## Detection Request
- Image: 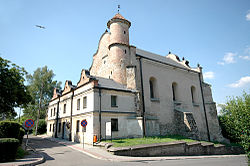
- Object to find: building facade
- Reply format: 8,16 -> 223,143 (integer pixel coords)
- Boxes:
47,13 -> 225,144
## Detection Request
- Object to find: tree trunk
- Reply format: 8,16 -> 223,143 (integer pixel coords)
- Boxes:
35,84 -> 43,136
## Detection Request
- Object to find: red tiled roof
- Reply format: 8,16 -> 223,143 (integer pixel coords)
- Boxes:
112,13 -> 126,20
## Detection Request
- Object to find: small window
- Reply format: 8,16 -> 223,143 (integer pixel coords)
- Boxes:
111,118 -> 118,131
63,104 -> 66,113
191,86 -> 196,103
124,49 -> 127,54
76,120 -> 80,132
77,99 -> 80,110
124,31 -> 126,34
50,124 -> 52,132
58,123 -> 61,133
172,82 -> 177,101
53,124 -> 55,132
51,109 -> 53,117
104,60 -> 106,64
54,108 -> 56,116
149,80 -> 154,98
83,96 -> 87,108
111,96 -> 117,107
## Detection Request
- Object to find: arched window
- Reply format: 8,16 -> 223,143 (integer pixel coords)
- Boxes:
172,82 -> 177,101
191,86 -> 196,103
149,77 -> 158,99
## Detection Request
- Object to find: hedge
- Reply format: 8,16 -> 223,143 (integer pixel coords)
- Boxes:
0,138 -> 19,162
0,121 -> 21,139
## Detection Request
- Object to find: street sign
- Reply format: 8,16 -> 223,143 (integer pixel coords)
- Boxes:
25,119 -> 35,129
81,120 -> 87,127
24,119 -> 34,150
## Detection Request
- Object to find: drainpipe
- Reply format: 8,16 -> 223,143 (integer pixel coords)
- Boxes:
55,95 -> 61,138
198,73 -> 210,141
69,90 -> 74,141
98,88 -> 102,141
139,57 -> 146,137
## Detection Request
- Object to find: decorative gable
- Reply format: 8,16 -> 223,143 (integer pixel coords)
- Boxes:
77,69 -> 91,87
51,88 -> 61,100
62,80 -> 74,95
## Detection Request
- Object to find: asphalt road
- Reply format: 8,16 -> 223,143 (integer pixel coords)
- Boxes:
27,136 -> 248,166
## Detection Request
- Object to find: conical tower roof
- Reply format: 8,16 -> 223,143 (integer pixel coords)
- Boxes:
107,13 -> 131,28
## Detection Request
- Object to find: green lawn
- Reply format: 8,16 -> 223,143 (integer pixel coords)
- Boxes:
104,135 -> 197,147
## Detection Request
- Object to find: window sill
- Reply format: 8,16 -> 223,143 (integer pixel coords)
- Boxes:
150,98 -> 160,102
192,102 -> 199,107
111,106 -> 118,108
173,101 -> 182,105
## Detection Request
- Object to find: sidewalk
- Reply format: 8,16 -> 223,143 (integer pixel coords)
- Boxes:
38,135 -> 246,162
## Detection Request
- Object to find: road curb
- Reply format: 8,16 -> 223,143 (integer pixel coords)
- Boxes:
39,135 -> 247,162
18,145 -> 46,166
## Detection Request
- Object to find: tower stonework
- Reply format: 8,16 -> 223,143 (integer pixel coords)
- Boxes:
90,13 -> 132,85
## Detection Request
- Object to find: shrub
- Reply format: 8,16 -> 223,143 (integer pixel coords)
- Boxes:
0,121 -> 21,139
218,91 -> 250,158
18,128 -> 25,144
0,138 -> 19,162
35,119 -> 47,135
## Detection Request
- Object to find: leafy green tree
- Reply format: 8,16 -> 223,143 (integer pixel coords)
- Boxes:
23,66 -> 61,135
0,57 -> 31,119
218,91 -> 250,157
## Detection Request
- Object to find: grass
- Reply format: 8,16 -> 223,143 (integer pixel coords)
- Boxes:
16,146 -> 29,159
104,135 -> 197,147
103,135 -> 242,147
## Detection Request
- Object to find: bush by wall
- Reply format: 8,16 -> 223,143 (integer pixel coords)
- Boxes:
35,119 -> 47,135
0,138 -> 19,162
0,121 -> 21,139
18,128 -> 25,144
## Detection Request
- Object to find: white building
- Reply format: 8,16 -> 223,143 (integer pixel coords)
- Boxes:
47,13 -> 225,144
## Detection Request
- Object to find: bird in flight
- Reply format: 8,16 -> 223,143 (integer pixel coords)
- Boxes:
35,25 -> 45,29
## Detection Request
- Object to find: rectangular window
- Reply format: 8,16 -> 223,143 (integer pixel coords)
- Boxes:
53,124 -> 55,132
76,120 -> 80,132
111,96 -> 117,107
50,124 -> 52,132
63,104 -> 66,113
111,118 -> 118,131
83,96 -> 87,108
58,123 -> 61,133
54,108 -> 56,116
51,109 -> 53,117
77,99 -> 80,110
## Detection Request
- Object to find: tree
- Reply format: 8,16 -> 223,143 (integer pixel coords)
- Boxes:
218,91 -> 250,157
0,57 -> 31,119
24,66 -> 61,135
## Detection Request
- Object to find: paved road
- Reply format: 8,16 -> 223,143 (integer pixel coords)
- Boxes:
27,136 -> 248,166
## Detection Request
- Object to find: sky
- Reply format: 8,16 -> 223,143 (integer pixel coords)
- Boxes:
1,0 -> 250,112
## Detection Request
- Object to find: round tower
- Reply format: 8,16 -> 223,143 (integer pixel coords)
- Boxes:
107,13 -> 131,85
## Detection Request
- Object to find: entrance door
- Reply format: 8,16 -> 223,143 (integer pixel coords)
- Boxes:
62,122 -> 66,139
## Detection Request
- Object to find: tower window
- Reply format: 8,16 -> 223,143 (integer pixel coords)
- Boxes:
124,31 -> 126,34
124,49 -> 127,54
